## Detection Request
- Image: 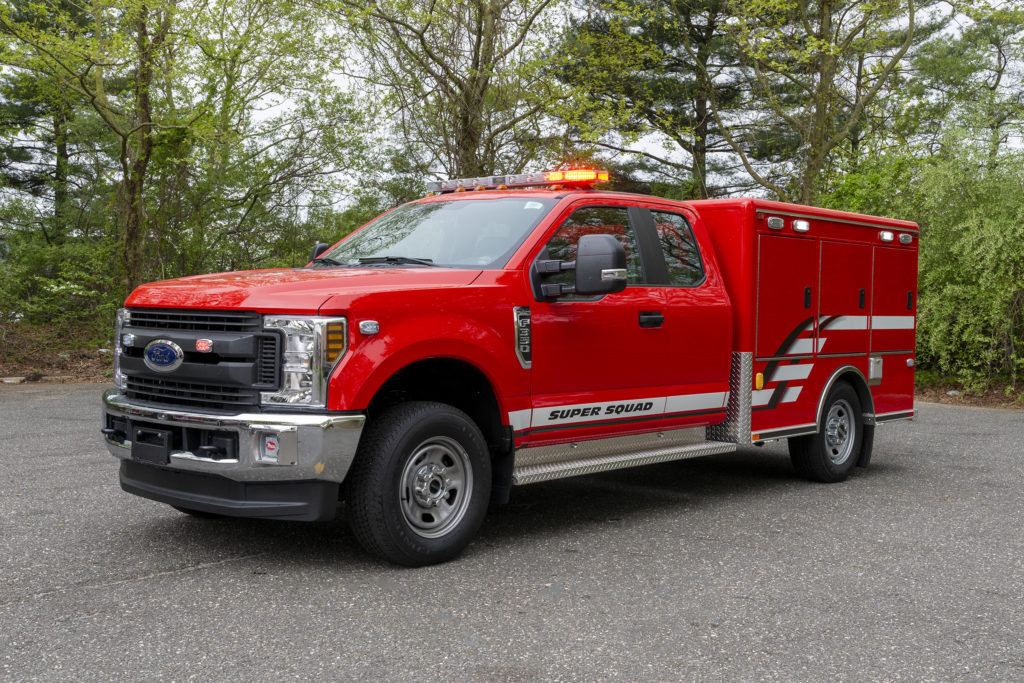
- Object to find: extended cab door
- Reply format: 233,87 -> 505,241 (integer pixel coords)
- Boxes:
524,200 -> 732,445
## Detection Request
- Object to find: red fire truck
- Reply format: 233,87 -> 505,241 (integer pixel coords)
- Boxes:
101,170 -> 918,566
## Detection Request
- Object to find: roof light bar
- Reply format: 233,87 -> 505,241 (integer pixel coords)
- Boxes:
426,168 -> 610,194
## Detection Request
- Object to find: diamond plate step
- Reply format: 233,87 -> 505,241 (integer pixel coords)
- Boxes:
511,439 -> 737,485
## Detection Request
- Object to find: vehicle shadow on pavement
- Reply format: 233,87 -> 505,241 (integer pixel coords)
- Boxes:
482,448 -> 804,539
121,446 -> 907,568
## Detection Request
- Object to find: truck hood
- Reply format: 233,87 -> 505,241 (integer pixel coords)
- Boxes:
126,267 -> 483,314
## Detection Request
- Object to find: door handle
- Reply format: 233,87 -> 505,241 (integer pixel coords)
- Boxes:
639,311 -> 664,328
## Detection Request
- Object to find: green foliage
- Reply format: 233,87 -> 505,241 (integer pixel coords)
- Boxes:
554,0 -> 746,198
331,0 -> 565,177
0,0 -> 1023,394
824,140 -> 1024,391
0,218 -> 122,325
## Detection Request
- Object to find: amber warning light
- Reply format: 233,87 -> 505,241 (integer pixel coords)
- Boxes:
426,168 -> 610,194
544,169 -> 609,183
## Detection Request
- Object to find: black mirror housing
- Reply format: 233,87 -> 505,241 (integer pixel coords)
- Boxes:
574,234 -> 627,295
310,242 -> 330,262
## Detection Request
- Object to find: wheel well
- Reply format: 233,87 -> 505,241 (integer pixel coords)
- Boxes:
366,359 -> 513,488
817,366 -> 875,425
819,368 -> 875,469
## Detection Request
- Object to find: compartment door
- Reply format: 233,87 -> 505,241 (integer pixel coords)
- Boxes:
871,247 -> 918,352
756,235 -> 819,358
818,241 -> 872,355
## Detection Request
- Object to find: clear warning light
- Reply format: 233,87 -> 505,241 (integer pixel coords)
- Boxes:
195,339 -> 214,353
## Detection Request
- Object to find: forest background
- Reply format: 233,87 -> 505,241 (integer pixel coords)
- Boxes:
1,0 -> 1022,398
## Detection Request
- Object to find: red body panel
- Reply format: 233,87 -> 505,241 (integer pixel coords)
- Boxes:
755,234 -> 819,358
127,268 -> 482,314
820,241 -> 872,355
125,191 -> 917,448
687,199 -> 919,437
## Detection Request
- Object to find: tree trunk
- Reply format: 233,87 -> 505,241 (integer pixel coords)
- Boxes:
122,169 -> 146,291
693,95 -> 710,199
122,4 -> 156,292
53,97 -> 69,242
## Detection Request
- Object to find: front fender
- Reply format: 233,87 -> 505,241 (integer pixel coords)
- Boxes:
327,311 -> 525,413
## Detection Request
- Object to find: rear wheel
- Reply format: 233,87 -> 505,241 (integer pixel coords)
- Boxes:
789,381 -> 862,483
346,401 -> 491,566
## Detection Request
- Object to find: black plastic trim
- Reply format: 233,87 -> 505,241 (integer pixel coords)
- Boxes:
119,460 -> 338,521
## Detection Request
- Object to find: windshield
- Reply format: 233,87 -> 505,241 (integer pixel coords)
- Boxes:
320,197 -> 558,268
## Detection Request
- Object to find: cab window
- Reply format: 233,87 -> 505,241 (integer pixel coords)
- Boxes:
651,210 -> 705,286
542,206 -> 642,291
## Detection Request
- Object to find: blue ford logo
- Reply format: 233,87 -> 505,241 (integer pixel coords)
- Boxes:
143,339 -> 184,373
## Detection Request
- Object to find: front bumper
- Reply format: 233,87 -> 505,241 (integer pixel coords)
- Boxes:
102,390 -> 365,518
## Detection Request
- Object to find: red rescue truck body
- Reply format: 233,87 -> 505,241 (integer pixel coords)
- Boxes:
102,173 -> 917,565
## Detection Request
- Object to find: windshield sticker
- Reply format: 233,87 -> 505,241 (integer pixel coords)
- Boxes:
524,201 -> 545,210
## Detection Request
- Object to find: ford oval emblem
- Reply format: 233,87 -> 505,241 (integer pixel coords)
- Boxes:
143,339 -> 184,373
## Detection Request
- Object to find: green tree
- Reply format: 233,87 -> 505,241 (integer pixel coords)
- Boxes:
907,1 -> 1024,165
331,0 -> 564,178
704,0 -> 916,204
555,0 -> 751,198
0,0 -> 365,291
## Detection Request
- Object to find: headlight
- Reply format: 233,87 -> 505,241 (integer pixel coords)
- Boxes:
113,308 -> 129,391
260,316 -> 347,408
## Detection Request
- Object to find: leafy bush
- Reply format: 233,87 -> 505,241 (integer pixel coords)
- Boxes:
825,143 -> 1024,391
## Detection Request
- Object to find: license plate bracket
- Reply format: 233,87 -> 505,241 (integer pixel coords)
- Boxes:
131,425 -> 171,465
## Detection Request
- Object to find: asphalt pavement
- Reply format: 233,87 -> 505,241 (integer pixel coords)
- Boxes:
1,383 -> 1022,681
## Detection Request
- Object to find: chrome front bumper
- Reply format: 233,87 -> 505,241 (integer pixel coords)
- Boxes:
101,390 -> 365,483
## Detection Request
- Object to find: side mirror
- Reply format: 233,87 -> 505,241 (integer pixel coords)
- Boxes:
310,242 -> 330,262
574,234 -> 627,295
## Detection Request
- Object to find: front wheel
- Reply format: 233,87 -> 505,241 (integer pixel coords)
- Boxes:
789,382 -> 863,483
346,401 -> 491,566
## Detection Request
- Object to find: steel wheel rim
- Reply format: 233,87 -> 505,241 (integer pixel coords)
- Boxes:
824,398 -> 855,465
399,436 -> 473,539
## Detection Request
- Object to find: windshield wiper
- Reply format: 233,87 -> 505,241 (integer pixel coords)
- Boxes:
358,256 -> 437,267
310,256 -> 345,267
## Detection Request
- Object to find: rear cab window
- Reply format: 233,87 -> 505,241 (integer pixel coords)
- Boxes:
650,210 -> 706,287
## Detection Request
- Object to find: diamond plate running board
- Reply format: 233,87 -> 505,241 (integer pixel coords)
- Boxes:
511,439 -> 737,485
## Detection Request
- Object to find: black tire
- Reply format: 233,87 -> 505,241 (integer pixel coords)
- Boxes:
346,401 -> 491,566
789,381 -> 863,483
171,505 -> 224,519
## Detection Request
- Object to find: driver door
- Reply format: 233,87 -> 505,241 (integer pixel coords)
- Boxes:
527,203 -> 674,444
